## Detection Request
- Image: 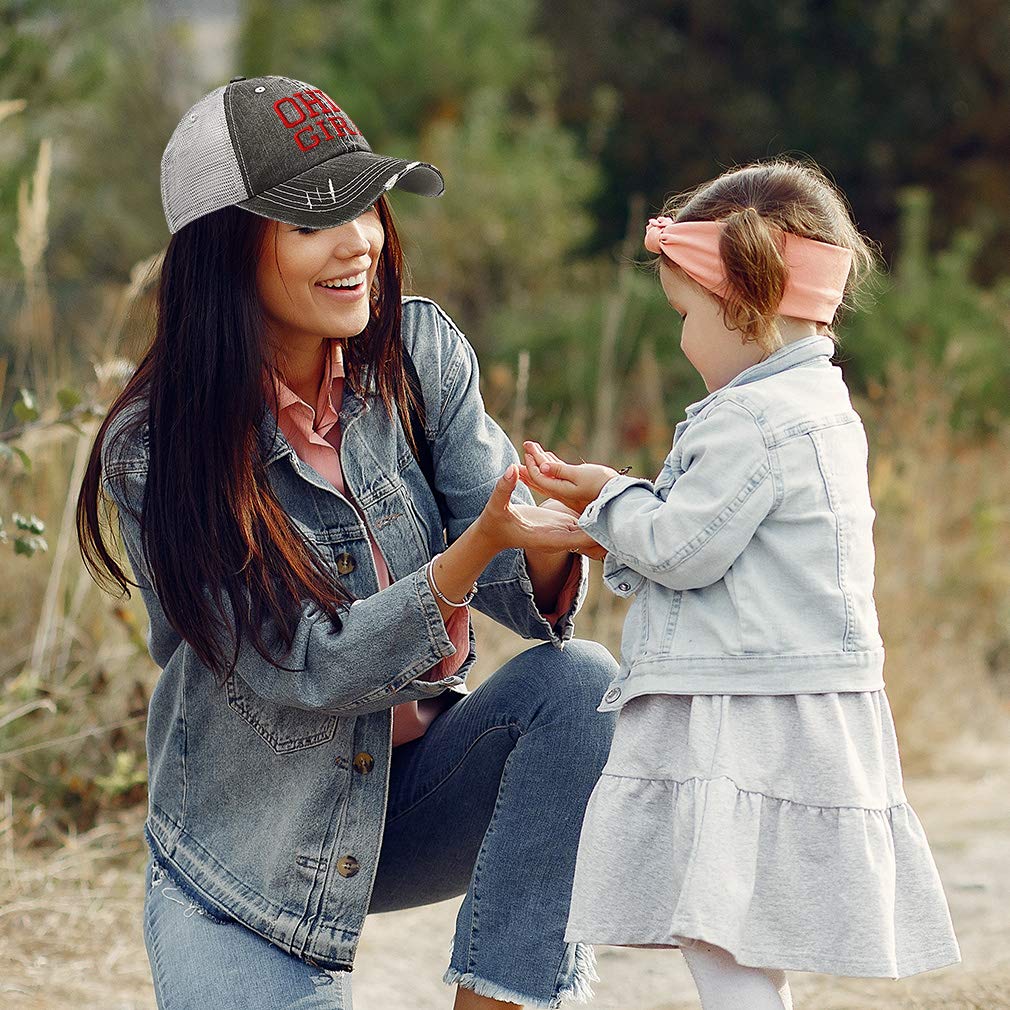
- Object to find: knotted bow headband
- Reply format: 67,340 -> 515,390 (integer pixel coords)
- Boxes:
644,215 -> 853,324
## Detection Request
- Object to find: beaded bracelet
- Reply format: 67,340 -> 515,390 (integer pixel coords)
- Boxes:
426,552 -> 477,608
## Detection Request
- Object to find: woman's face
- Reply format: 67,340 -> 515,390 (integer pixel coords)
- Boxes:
255,205 -> 384,349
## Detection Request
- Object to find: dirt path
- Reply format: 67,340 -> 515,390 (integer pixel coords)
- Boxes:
3,752 -> 1008,1009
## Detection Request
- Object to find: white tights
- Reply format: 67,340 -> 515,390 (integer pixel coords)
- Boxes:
681,940 -> 793,1010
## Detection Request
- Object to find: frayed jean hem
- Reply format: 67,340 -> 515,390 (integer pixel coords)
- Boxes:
442,942 -> 599,1008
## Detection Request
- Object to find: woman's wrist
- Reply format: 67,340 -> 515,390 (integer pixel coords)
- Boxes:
472,510 -> 508,556
425,521 -> 499,625
523,546 -> 575,615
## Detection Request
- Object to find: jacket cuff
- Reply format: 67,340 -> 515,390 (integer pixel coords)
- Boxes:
409,565 -> 460,671
515,549 -> 589,648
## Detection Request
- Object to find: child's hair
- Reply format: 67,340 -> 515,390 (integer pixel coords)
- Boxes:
660,157 -> 879,351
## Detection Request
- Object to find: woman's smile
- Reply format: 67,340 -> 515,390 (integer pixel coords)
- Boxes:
314,268 -> 369,301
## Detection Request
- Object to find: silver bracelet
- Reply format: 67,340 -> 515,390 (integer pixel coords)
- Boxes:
426,553 -> 477,608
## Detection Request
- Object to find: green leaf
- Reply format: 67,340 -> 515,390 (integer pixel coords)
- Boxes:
14,534 -> 47,557
12,513 -> 45,534
12,447 -> 31,471
57,387 -> 82,411
13,388 -> 39,424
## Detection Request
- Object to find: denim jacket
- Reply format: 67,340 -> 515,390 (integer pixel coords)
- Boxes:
101,296 -> 589,970
579,334 -> 884,712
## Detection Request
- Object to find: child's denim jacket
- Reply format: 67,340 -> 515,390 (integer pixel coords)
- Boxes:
579,334 -> 885,712
100,298 -> 588,970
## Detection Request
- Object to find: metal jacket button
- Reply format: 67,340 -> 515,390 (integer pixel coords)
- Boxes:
618,582 -> 631,592
336,551 -> 356,575
337,855 -> 360,878
352,752 -> 374,774
604,686 -> 622,704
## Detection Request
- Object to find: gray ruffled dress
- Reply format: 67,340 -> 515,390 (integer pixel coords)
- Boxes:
564,689 -> 961,978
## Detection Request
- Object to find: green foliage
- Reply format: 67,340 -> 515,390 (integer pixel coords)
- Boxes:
540,0 -> 1010,276
0,0 -> 191,281
237,0 -> 601,333
12,387 -> 38,422
840,188 -> 1010,430
0,382 -> 96,557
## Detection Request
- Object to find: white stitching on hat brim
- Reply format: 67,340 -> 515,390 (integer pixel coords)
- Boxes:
251,158 -> 442,213
254,160 -> 395,212
266,156 -> 399,203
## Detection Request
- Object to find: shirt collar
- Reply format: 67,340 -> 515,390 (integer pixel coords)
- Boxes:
259,341 -> 362,465
267,339 -> 345,423
685,333 -> 835,417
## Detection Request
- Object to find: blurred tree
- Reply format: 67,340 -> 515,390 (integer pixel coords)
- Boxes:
0,0 -> 193,282
235,0 -> 601,338
539,0 -> 1010,278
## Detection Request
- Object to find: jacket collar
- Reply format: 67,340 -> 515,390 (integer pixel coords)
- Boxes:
685,334 -> 835,417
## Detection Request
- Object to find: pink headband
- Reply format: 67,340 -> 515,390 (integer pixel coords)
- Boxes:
644,216 -> 853,324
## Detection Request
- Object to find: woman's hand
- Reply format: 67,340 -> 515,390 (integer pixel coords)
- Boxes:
519,441 -> 620,515
474,465 -> 589,555
537,498 -> 607,561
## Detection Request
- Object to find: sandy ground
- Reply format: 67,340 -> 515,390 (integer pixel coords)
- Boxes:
2,741 -> 1009,1010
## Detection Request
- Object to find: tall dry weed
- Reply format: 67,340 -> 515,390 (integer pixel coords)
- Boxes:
860,362 -> 1010,771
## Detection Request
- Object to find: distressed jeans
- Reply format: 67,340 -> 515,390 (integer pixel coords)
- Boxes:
142,639 -> 618,1009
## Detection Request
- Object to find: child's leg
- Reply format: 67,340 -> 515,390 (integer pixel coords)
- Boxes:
681,940 -> 792,1010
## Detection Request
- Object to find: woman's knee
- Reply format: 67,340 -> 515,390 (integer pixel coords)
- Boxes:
494,638 -> 618,733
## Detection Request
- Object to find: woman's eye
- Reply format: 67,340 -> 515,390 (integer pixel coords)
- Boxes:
295,226 -> 321,235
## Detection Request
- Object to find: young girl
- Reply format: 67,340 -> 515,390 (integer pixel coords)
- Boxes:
519,159 -> 961,1009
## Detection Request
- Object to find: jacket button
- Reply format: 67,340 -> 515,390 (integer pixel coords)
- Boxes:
618,582 -> 631,592
352,751 -> 374,774
604,686 -> 622,704
337,855 -> 360,878
336,551 -> 356,575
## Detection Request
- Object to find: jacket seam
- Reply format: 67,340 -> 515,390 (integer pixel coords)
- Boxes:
809,430 -> 854,651
650,462 -> 771,576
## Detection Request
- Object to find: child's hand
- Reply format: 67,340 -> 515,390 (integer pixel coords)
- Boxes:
519,441 -> 620,515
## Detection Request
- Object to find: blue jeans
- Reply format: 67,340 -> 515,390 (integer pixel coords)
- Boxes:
142,639 -> 618,1009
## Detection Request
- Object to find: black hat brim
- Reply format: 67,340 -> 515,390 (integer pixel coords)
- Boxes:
237,151 -> 444,228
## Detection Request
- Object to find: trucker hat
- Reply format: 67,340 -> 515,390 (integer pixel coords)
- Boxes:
160,74 -> 444,234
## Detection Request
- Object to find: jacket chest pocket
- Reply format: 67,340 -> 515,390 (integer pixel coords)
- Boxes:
225,673 -> 339,755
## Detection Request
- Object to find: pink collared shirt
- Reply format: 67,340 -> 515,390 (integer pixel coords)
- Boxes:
268,339 -> 578,746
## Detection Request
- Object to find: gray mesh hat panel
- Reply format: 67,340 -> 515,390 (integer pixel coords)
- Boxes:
159,75 -> 443,234
160,86 -> 250,234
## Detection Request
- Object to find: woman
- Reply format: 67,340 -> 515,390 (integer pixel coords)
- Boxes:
77,75 -> 618,1009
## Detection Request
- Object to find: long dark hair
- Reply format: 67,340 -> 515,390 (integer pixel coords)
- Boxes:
76,195 -> 423,682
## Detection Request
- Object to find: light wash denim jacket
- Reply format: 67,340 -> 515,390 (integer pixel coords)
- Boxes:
101,297 -> 589,970
579,334 -> 885,712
